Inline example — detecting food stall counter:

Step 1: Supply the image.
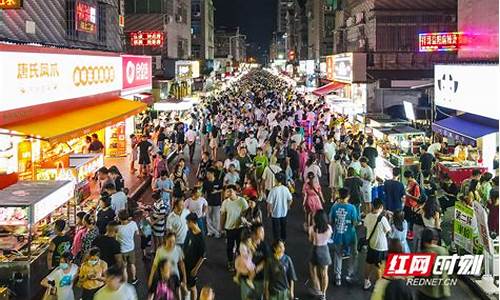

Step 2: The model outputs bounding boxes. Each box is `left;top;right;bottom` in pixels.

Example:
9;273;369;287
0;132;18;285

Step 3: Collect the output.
0;181;74;300
437;161;488;185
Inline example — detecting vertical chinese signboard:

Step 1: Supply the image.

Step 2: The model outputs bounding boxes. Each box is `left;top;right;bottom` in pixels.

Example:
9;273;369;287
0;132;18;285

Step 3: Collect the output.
326;55;334;81
76;1;97;33
454;202;476;253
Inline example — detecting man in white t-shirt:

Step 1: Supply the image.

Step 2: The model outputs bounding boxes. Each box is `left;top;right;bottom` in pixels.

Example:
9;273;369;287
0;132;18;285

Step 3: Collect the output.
104;183;127;215
94;266;138;300
290;127;304;146
245;132;259;156
261;157;282;193
166;199;190;246
266;174;293;241
116;210;140;284
363;199;391;290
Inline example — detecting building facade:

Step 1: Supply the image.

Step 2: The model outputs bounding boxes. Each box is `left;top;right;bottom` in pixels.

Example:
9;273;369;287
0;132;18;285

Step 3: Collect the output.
214;27;246;62
306;0;325;60
191;0;214;60
0;0;122;52
124;0;191;63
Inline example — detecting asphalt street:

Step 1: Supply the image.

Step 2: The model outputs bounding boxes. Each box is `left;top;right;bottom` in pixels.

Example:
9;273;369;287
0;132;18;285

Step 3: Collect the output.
131;147;480;300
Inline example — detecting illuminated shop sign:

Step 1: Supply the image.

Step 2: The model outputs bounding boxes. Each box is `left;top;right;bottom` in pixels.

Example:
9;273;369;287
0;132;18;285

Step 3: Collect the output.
129;31;165;47
76;1;97;33
0;51;121;113
418;32;465;52
0;0;22;9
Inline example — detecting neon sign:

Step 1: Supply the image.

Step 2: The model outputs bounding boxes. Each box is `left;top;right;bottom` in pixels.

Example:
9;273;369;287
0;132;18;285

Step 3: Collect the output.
129;31;165;47
0;0;22;9
76;1;97;33
419;32;465;52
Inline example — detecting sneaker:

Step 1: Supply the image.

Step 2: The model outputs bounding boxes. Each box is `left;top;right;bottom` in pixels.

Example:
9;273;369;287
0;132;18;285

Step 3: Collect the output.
335;277;341;286
345;275;355;284
363;279;372;290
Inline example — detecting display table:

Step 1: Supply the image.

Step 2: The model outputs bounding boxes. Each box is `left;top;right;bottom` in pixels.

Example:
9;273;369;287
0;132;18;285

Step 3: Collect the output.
437;162;488;185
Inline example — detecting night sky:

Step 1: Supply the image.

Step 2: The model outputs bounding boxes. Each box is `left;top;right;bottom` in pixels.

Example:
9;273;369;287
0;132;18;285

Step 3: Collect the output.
213;0;277;62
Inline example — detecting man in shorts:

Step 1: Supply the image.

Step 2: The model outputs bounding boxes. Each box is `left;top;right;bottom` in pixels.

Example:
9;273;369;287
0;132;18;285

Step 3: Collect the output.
363;198;391;290
116;209;140;284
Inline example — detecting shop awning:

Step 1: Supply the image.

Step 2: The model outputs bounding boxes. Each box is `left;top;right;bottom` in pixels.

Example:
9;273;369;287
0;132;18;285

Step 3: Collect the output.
3;99;146;144
432;116;498;146
312;82;345;97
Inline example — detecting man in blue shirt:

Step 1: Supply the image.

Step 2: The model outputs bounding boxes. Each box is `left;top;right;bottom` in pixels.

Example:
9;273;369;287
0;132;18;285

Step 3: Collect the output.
383;168;405;212
329;187;359;286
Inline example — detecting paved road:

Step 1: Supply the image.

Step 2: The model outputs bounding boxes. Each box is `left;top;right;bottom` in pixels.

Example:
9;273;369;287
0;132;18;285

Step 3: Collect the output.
131;147;480;300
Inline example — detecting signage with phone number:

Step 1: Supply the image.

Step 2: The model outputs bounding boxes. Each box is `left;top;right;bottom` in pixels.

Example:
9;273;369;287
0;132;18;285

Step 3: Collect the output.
76;1;97;33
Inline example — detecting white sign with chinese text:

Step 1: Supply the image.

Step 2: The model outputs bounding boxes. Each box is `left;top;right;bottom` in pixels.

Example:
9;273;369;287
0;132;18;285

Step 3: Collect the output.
0;51;122;112
434;64;499;120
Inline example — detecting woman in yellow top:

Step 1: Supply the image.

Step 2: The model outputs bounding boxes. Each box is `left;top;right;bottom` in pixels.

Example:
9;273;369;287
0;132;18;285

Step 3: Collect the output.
79;247;108;300
454;143;468;162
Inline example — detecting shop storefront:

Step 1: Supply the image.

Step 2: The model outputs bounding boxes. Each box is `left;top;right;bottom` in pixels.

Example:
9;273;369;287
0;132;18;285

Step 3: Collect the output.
315;53;368;118
0;44;146;297
432;64;499;179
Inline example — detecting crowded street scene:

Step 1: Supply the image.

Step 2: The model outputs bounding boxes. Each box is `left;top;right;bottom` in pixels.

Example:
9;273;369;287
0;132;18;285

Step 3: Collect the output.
0;0;498;300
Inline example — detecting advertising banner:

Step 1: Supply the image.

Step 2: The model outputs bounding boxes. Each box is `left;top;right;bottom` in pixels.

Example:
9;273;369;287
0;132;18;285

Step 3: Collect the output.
0;50;122;112
122;55;152;94
454;201;475;253
326;55;335;81
76;1;97;33
434;64;499;120
175;60;200;80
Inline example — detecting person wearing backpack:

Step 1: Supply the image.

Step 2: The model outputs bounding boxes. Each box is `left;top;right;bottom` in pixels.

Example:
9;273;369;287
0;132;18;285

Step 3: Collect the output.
363;198;391;290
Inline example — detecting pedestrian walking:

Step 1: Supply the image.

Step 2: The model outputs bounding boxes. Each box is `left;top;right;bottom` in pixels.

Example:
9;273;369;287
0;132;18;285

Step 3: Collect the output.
166;199;190;247
264;240;297;300
266;173;293;241
184;213;207;300
93;266;138;300
116;209;140;284
308;210;332;299
78;247;108;300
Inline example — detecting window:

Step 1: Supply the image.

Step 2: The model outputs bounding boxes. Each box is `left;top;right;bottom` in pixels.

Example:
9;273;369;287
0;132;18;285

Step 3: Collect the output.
149;0;162;13
135;0;147;13
66;0;76;38
176;2;187;24
98;2;107;43
192;21;201;35
125;0;134;13
178;38;187;58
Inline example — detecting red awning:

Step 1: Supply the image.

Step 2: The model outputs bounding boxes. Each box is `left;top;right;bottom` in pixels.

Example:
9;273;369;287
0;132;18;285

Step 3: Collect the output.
312;82;345;97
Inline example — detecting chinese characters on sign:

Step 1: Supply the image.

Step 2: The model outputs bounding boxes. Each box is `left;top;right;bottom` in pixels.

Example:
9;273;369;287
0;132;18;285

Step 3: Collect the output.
385;253;483;277
0;0;22;9
76;1;97;33
129;31;165;47
17;63;60;80
419;32;465;52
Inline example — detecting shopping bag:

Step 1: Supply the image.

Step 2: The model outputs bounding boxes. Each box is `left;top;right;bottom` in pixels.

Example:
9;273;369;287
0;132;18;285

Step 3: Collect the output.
42;287;57;300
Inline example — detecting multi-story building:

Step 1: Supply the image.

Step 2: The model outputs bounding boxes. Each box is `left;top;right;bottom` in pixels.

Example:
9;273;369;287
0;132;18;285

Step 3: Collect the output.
0;0;122;52
191;0;214;60
271;0;304;62
124;0;191;75
306;0;325;60
214;27;246;62
327;0;458;114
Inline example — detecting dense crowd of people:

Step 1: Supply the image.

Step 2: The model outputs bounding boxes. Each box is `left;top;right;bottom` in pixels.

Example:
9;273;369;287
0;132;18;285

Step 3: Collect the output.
42;69;498;300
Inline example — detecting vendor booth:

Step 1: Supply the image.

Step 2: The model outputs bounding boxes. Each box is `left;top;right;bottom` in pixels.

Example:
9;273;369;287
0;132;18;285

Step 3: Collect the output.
0;181;74;299
433;64;499;176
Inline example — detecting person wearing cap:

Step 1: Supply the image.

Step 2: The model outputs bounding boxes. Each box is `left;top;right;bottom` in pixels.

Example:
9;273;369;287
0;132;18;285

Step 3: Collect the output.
183;213;206;300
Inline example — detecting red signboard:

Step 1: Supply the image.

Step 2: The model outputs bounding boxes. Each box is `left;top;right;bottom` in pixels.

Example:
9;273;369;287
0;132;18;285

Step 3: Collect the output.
122;55;152;93
419;32;465;52
76;1;97;33
0;0;22;9
129;31;164;47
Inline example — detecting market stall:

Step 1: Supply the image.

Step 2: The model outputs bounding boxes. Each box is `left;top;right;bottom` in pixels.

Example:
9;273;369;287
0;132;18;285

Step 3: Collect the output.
0;181;74;300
